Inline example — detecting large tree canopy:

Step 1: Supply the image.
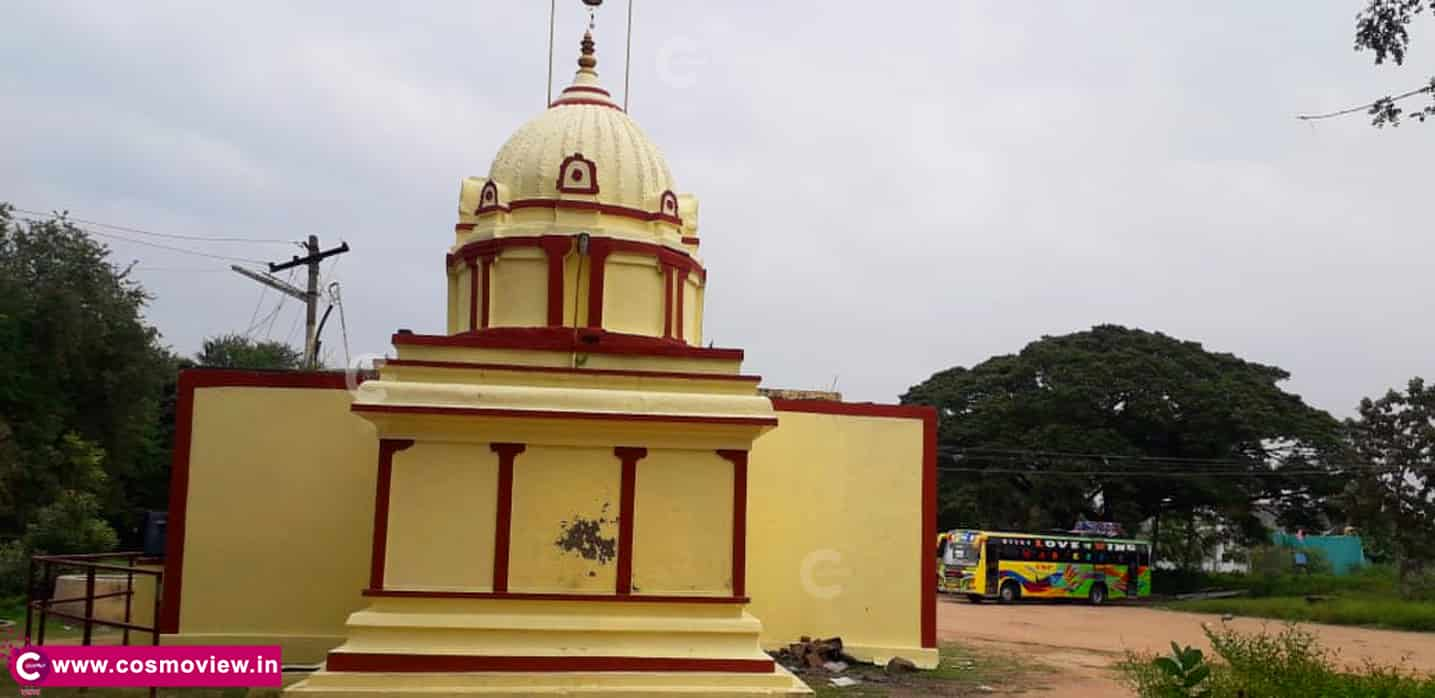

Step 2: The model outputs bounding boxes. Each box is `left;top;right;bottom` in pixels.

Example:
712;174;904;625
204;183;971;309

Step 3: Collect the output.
0;205;175;540
195;333;303;370
1346;377;1435;597
901;325;1344;548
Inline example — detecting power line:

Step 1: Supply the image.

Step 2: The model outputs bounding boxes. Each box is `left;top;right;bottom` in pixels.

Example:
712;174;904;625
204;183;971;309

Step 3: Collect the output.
1296;82;1434;121
14;207;294;244
938;467;1361;478
52;222;272;265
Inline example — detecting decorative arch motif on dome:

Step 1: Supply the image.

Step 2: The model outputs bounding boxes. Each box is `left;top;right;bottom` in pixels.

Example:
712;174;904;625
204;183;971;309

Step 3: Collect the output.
657;190;682;224
556;153;599;195
476;180;506;215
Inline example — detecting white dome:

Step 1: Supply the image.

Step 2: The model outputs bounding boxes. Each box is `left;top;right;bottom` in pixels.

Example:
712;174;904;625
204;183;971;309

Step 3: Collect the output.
487;33;675;214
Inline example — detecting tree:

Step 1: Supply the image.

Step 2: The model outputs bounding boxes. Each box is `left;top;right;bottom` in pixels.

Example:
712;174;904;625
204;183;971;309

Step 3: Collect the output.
1346;377;1435;598
0;204;173;542
901;325;1344;560
195;333;303;370
1301;1;1435;126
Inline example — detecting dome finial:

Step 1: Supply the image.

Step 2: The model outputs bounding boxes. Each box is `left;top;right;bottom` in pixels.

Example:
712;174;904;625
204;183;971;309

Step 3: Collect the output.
578;30;597;72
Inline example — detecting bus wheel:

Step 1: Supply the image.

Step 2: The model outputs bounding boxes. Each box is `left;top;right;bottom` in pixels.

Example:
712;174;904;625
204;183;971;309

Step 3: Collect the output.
1089;583;1108;606
998;581;1020;604
965;594;984;604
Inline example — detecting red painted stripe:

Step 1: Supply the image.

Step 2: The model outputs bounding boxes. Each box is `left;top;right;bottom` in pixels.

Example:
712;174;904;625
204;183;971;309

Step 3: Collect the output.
381;359;761;383
370;439;415;590
397;327;743;361
716;450;748;597
613;447;647;595
489;443;525;592
562;85;612;97
681;236;700;247
548;97;624;111
325;653;774;674
361;589;750;604
921;408;938;648
353;404;776;427
159;369;367;633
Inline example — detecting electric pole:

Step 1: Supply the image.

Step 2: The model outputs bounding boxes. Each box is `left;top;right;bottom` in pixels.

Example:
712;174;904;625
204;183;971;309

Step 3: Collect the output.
231;234;350;369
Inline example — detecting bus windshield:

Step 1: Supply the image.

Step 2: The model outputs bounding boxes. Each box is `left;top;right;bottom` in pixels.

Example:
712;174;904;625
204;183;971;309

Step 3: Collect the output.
943;530;982;567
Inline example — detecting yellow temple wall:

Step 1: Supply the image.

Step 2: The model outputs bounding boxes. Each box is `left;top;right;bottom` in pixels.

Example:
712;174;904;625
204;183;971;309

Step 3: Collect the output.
164;375;931;666
165;378;377;662
603;253;664;336
746;406;935;665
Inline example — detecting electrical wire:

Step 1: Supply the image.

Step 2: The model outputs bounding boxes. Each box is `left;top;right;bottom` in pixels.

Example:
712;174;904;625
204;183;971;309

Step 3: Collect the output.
13;207;293;244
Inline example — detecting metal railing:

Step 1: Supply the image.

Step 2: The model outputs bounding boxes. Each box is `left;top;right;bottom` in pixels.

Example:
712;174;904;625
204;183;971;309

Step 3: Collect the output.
24;552;163;647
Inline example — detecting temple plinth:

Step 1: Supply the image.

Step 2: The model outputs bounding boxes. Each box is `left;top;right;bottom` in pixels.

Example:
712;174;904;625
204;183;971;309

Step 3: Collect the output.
285;23;809;697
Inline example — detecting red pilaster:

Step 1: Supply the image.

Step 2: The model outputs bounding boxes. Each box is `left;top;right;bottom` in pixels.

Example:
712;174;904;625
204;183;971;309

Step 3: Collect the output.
370;439;415;590
613;446;648;595
921;411;937;648
586;239;612;329
662;265;675;338
674;268;689;344
466;259;478;332
490;443;526;592
480;256;494;329
539;237;571;326
716;450;749;597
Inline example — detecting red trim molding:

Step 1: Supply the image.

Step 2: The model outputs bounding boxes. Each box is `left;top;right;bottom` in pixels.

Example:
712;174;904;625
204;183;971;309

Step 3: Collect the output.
562;85;612;98
354;403;775;427
397;327;744;361
510;198;681;227
613;447;648;595
681;236;700;247
767;399;935;420
716;450;748;598
159;369;368;634
453;234;703;284
466;258;478;331
325;653;773;674
362;589;750;604
382;359;760;383
490;443;526;593
370;439;415;590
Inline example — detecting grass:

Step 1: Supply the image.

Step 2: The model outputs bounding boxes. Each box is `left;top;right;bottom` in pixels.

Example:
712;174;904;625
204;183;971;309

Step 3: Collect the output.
1168;595;1435;632
1157;565;1435;633
805;642;1048;697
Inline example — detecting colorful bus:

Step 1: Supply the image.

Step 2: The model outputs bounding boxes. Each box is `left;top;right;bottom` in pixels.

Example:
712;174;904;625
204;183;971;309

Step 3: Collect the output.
936;529;1151;605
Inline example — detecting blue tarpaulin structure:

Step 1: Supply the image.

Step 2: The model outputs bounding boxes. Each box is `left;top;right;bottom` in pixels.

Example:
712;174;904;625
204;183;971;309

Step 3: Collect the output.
1271;533;1367;575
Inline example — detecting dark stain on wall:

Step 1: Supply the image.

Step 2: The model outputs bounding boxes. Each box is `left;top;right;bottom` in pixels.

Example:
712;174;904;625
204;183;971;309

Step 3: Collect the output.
555;503;616;564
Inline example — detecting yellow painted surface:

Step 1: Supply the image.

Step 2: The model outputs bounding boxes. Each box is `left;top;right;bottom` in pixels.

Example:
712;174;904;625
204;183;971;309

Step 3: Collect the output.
173;386;376;662
561;252;588;328
455;264;472;332
683;276;702;344
603;253;664;336
490;249;547;328
508;445;620;593
748;410;927;660
379;362;758;396
633;449;733;595
385;442;497;590
445;269;459;334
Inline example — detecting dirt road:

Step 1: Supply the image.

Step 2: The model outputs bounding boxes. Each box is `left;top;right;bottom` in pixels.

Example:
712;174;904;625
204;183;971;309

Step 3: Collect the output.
938;597;1435;696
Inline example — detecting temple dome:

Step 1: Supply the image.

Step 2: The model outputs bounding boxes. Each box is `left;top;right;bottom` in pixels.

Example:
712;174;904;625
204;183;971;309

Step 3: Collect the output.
487;31;675;214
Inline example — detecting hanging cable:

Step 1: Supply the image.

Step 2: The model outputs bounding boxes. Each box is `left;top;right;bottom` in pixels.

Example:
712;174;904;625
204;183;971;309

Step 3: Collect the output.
624;0;634;111
13;207;293;244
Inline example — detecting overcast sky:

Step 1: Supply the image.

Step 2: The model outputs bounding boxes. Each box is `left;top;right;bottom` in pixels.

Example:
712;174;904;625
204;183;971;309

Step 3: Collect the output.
5;1;1434;414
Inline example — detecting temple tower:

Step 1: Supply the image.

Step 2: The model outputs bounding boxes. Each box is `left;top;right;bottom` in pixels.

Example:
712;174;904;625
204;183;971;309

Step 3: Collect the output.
286;15;810;697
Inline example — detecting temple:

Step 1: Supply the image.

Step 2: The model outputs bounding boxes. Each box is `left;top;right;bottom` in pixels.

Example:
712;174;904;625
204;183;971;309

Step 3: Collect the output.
158;12;936;696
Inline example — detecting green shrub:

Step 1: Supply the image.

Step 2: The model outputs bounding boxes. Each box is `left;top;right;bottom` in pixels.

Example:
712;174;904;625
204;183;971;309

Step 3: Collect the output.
0;539;27;596
1121;625;1435;698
